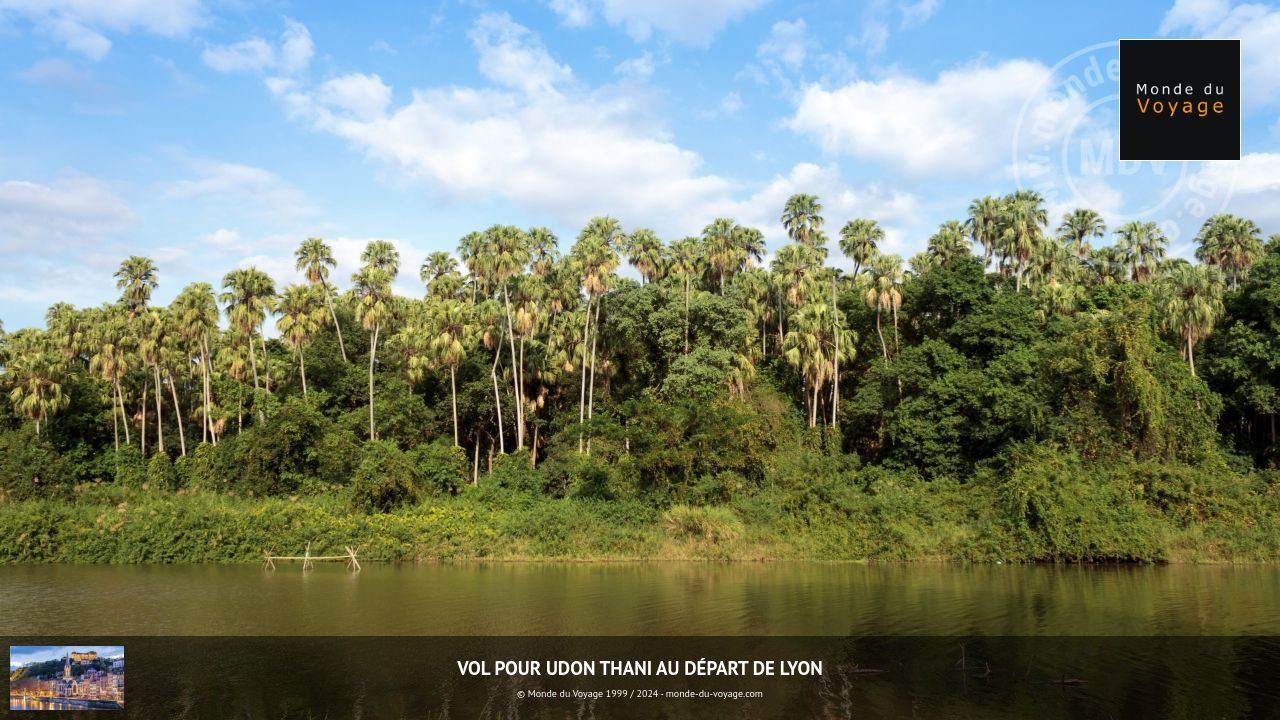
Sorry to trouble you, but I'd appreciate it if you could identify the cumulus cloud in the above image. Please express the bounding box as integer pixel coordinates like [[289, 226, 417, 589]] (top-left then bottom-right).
[[161, 161, 317, 223], [0, 0, 205, 59], [202, 18, 313, 75], [316, 73, 392, 120], [1197, 152, 1280, 232], [1160, 0, 1280, 110], [546, 0, 768, 45], [757, 19, 809, 70], [0, 176, 136, 252], [270, 15, 738, 237], [788, 59, 1066, 177]]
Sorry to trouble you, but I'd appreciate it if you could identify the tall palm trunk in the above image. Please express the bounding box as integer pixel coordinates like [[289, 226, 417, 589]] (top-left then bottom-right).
[[1187, 336, 1196, 376], [501, 284, 524, 449], [367, 324, 379, 440], [153, 365, 165, 454], [112, 393, 120, 452], [492, 327, 506, 454], [168, 373, 186, 456], [116, 380, 131, 444], [298, 346, 308, 396], [578, 297, 592, 453], [875, 310, 889, 364], [450, 366, 459, 446], [587, 299, 602, 456], [323, 280, 347, 361], [683, 275, 691, 355], [831, 279, 840, 430], [259, 330, 271, 394], [200, 336, 214, 445], [140, 383, 147, 455]]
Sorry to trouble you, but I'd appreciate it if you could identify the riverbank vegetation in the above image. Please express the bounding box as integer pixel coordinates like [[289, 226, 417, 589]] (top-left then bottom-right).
[[2, 193, 1278, 562]]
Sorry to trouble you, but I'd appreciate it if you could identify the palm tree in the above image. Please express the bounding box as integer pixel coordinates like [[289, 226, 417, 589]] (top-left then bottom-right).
[[863, 254, 904, 363], [781, 193, 824, 248], [626, 228, 665, 284], [114, 256, 157, 317], [528, 227, 560, 277], [295, 238, 348, 361], [172, 283, 219, 444], [353, 241, 400, 440], [966, 195, 1003, 266], [276, 284, 324, 396], [137, 308, 167, 454], [1114, 221, 1167, 283], [221, 268, 276, 417], [668, 236, 702, 355], [5, 329, 68, 436], [420, 251, 461, 298], [1158, 263, 1224, 376], [1195, 214, 1263, 290], [771, 243, 821, 306], [1057, 208, 1107, 258], [430, 297, 474, 446], [702, 217, 741, 293], [571, 217, 622, 453], [998, 191, 1047, 291], [927, 220, 971, 267], [839, 219, 883, 277], [88, 306, 131, 450]]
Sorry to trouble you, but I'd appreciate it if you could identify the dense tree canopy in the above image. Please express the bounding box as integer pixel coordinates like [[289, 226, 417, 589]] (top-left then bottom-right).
[[1, 193, 1277, 521]]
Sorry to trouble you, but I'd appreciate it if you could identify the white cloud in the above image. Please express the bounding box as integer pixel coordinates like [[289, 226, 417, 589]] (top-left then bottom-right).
[[201, 227, 242, 249], [273, 15, 736, 237], [0, 0, 205, 59], [788, 59, 1062, 177], [161, 161, 316, 223], [757, 19, 808, 70], [614, 53, 655, 80], [17, 58, 128, 113], [901, 0, 942, 28], [317, 73, 392, 120], [202, 18, 313, 75], [546, 0, 768, 45], [0, 176, 136, 251], [1198, 152, 1280, 232], [470, 13, 573, 95], [1160, 0, 1280, 109], [730, 162, 922, 253]]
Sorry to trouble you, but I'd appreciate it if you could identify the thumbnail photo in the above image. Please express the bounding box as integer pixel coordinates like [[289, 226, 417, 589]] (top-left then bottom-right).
[[9, 646, 124, 711]]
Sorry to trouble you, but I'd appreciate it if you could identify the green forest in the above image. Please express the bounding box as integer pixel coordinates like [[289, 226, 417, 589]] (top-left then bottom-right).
[[2, 191, 1279, 563]]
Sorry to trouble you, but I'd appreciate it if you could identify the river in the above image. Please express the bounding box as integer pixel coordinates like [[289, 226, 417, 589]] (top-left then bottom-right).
[[4, 563, 1279, 718]]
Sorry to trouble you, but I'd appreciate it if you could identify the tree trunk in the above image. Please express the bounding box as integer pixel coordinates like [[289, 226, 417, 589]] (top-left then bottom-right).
[[472, 438, 480, 485], [201, 336, 215, 446], [368, 324, 379, 440], [1187, 336, 1196, 376], [587, 299, 602, 456], [154, 365, 165, 454], [112, 391, 120, 452], [140, 383, 147, 455], [168, 373, 187, 457], [298, 347, 308, 396], [579, 297, 592, 453], [531, 424, 539, 469], [683, 276, 690, 355], [450, 366, 459, 446], [876, 311, 889, 363], [260, 331, 271, 394], [323, 280, 347, 362], [491, 328, 506, 454], [831, 278, 840, 430], [116, 379, 130, 444], [501, 284, 524, 449]]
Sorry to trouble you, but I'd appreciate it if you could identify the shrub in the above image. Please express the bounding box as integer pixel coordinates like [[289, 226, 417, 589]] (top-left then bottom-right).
[[350, 440, 419, 513], [411, 440, 470, 496], [0, 427, 75, 501], [146, 451, 176, 491], [662, 504, 743, 544]]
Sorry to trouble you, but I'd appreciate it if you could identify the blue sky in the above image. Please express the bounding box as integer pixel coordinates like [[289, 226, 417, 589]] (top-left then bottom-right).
[[1, 0, 1278, 330], [9, 645, 124, 669]]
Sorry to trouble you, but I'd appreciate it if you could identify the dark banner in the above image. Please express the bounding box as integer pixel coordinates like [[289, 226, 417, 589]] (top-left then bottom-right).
[[7, 636, 1280, 719]]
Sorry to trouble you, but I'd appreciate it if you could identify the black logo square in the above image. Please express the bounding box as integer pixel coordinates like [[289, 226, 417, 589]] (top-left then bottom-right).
[[1119, 39, 1240, 161]]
